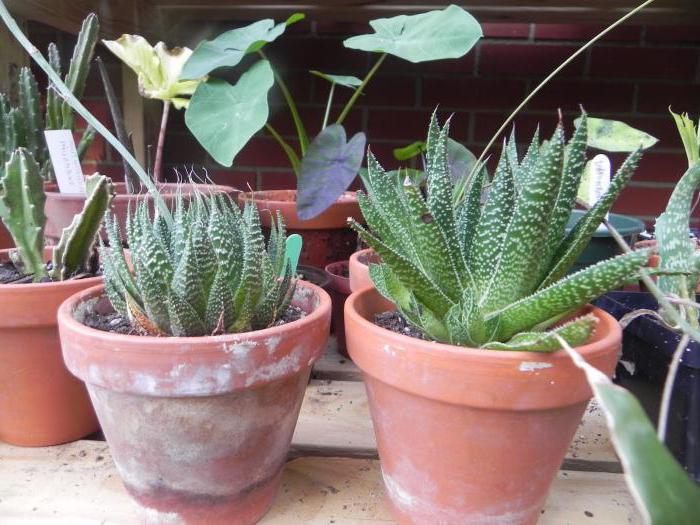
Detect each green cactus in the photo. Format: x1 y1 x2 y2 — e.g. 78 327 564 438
0 148 47 280
101 191 296 336
49 174 115 281
350 111 650 351
0 13 99 182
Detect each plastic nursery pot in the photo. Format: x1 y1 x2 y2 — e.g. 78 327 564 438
44 182 239 244
348 248 380 292
345 287 621 525
566 210 645 272
58 281 331 525
593 291 700 482
0 248 100 446
239 190 364 268
324 260 352 357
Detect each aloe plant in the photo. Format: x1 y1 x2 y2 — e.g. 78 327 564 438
0 13 98 182
0 148 115 282
350 112 650 351
101 191 295 336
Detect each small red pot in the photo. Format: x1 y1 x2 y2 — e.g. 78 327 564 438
239 190 364 268
58 281 331 524
44 182 238 243
349 248 379 292
324 260 351 357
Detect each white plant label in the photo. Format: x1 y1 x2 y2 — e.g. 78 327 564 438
44 130 85 194
578 153 611 219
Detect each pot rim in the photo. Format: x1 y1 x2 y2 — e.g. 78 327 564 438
239 189 357 205
58 280 331 352
346 286 619 363
44 182 238 200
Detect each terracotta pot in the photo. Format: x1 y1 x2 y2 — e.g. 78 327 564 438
325 260 351 357
349 248 379 292
345 287 621 525
239 190 363 268
0 248 100 446
58 281 331 525
45 182 239 243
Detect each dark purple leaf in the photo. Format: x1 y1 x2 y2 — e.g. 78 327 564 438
297 124 366 220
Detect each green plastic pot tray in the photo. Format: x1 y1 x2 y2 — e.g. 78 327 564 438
565 210 646 272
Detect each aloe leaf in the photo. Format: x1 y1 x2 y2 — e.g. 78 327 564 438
669 109 699 166
575 116 658 153
483 314 597 352
493 249 650 340
185 59 274 167
343 5 482 63
561 342 700 525
455 165 486 261
168 290 207 337
541 148 642 288
369 262 414 313
181 14 304 79
297 124 365 220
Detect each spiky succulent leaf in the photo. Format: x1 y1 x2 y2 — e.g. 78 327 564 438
61 13 99 129
483 314 597 351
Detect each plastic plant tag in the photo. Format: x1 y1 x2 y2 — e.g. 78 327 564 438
578 153 611 218
44 130 85 194
284 234 303 276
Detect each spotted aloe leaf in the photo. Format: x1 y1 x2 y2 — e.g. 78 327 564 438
483 314 597 352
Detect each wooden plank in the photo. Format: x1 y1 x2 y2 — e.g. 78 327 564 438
0 442 641 524
312 336 363 382
0 16 27 99
295 380 619 470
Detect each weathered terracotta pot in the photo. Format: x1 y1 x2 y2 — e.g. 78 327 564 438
325 260 351 356
45 182 238 243
0 248 100 446
345 287 621 525
349 248 379 292
239 190 363 268
58 281 331 525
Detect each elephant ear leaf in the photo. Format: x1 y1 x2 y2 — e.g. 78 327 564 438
310 70 362 89
185 59 274 167
181 13 304 79
575 117 658 152
343 5 482 63
297 124 366 220
562 342 700 525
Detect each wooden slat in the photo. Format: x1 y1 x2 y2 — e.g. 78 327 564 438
295 380 620 470
312 337 362 382
0 442 641 524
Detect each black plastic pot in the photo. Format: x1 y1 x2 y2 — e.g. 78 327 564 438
593 291 699 482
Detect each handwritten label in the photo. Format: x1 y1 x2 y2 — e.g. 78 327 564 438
578 153 611 219
44 130 85 194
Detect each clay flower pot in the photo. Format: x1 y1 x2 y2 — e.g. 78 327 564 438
58 281 331 524
45 182 238 243
324 260 351 356
0 248 100 446
239 190 364 268
349 248 379 292
345 287 621 525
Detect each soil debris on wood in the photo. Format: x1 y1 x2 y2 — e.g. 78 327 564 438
374 311 426 340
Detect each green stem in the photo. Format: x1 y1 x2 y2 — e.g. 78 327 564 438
154 100 170 183
265 123 301 177
464 0 657 194
658 333 689 442
322 82 335 130
259 50 308 155
336 53 386 126
0 1 173 225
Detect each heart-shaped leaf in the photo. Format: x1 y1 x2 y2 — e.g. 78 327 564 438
343 5 482 63
310 70 362 89
297 124 366 220
185 59 274 166
575 116 658 152
181 14 304 79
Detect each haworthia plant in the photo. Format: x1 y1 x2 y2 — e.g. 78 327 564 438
350 112 650 351
101 191 296 336
0 13 98 182
0 149 115 282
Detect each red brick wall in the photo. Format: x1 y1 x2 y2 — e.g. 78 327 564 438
28 20 700 225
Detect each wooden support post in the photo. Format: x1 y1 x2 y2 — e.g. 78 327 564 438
120 64 145 166
0 16 28 101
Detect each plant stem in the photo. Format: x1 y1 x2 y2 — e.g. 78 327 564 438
336 53 386 125
0 1 172 224
259 50 309 155
468 0 657 184
322 82 335 130
265 123 301 176
658 333 689 442
154 100 170 183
